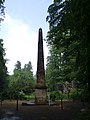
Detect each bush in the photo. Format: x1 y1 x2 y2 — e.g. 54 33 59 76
50 91 64 101
69 89 80 100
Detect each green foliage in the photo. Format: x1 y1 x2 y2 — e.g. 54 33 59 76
0 0 5 4
55 91 64 100
80 86 89 102
0 0 5 22
0 39 7 102
24 94 35 100
46 0 90 102
7 61 35 99
69 89 79 100
14 61 21 71
0 39 7 90
50 91 64 101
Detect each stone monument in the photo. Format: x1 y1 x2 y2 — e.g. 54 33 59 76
35 28 47 104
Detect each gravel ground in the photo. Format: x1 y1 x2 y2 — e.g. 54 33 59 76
0 100 86 120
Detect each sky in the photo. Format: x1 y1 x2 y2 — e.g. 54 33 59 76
0 0 53 75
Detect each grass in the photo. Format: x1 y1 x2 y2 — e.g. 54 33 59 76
24 94 35 100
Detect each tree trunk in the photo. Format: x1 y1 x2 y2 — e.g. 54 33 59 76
61 98 63 110
16 94 18 110
87 26 90 103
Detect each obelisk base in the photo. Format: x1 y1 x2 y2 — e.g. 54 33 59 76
35 85 47 104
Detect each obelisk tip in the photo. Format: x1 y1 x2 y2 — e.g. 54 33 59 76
39 28 42 32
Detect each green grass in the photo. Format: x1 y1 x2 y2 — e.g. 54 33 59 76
24 94 35 100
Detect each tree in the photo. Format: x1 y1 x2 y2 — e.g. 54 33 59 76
46 46 62 91
0 39 7 104
14 61 21 71
0 39 7 89
46 0 90 102
7 61 34 99
22 61 33 82
0 0 5 23
20 61 34 94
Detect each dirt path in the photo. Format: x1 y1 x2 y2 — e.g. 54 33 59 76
0 100 86 120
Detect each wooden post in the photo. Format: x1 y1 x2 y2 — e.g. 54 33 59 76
16 93 18 110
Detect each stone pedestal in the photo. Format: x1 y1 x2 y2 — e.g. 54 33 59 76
35 87 47 104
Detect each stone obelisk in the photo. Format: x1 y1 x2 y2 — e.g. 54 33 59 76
35 28 47 104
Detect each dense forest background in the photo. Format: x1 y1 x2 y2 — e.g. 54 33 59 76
0 0 90 103
46 0 90 102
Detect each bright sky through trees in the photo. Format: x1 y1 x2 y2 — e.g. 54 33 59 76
0 0 53 75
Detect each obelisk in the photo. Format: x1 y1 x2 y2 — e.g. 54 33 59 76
35 28 47 104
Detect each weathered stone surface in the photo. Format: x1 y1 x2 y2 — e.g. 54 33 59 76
37 28 45 86
35 28 47 104
35 88 47 104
